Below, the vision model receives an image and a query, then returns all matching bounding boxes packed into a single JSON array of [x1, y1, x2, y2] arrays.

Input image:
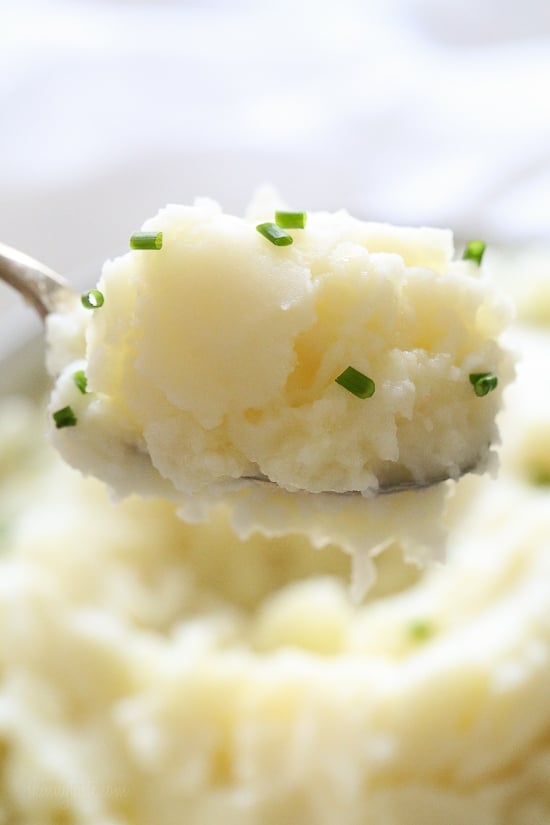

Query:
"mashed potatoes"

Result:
[[0, 246, 549, 823], [0, 347, 547, 823], [45, 193, 514, 591]]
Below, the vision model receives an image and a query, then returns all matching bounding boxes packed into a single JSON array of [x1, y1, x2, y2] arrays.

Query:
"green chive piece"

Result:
[[469, 372, 498, 397], [529, 468, 550, 487], [130, 231, 163, 250], [256, 222, 293, 246], [275, 210, 307, 229], [81, 289, 104, 309], [462, 240, 486, 265], [53, 406, 77, 429], [73, 370, 88, 394], [409, 620, 433, 642], [335, 366, 375, 399]]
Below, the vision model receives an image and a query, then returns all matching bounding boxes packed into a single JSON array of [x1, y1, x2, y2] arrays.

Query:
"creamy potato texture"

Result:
[[49, 196, 513, 496], [45, 194, 514, 591]]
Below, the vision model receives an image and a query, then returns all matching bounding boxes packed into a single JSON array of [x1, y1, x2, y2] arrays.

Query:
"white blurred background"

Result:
[[1, 0, 550, 353]]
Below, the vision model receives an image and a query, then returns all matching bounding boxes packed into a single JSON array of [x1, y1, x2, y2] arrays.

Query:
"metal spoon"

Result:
[[0, 242, 75, 318], [0, 241, 481, 495]]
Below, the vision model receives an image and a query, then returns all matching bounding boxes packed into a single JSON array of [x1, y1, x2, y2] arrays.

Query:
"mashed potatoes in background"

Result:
[[0, 252, 549, 824]]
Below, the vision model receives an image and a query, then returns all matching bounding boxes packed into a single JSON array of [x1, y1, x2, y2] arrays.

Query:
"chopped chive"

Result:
[[409, 620, 433, 642], [256, 222, 293, 246], [275, 210, 307, 229], [53, 406, 77, 429], [81, 289, 104, 309], [529, 468, 550, 487], [469, 372, 498, 397], [73, 370, 88, 394], [130, 231, 163, 250], [335, 366, 375, 399], [462, 240, 486, 265]]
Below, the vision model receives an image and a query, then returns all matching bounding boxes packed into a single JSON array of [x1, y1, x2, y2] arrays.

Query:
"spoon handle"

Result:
[[0, 242, 74, 319]]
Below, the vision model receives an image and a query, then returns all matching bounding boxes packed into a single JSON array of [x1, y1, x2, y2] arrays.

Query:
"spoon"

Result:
[[0, 241, 481, 496]]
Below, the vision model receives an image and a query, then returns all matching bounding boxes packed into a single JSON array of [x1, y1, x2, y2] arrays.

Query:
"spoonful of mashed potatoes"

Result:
[[0, 190, 515, 596], [44, 193, 513, 492]]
